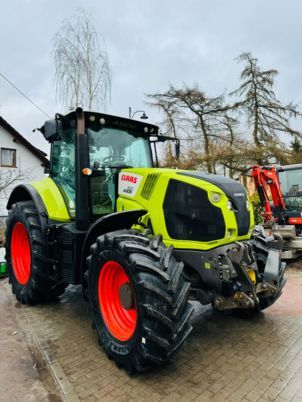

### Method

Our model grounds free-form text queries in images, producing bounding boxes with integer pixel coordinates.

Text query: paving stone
[3,266,302,401]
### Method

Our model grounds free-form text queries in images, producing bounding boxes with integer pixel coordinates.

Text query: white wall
[0,125,46,217]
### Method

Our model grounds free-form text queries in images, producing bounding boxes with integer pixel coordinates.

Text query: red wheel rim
[98,260,137,341]
[11,222,31,285]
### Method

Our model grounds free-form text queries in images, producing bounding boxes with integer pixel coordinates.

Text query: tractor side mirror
[43,119,62,142]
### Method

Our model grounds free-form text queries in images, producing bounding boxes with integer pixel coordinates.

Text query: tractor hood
[178,172,246,200]
[178,172,250,237]
[116,168,254,251]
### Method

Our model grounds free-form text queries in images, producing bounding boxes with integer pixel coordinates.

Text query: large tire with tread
[5,201,66,304]
[87,230,193,373]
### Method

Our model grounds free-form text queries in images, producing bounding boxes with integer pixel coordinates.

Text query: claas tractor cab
[5,109,285,373]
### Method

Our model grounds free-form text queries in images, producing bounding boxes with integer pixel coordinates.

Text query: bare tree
[53,8,111,109]
[0,169,28,244]
[148,54,302,178]
[148,84,233,173]
[231,53,301,156]
[0,168,28,195]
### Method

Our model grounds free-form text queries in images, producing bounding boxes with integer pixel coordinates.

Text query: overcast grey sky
[1,0,302,153]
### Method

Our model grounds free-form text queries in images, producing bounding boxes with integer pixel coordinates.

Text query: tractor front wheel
[87,230,193,373]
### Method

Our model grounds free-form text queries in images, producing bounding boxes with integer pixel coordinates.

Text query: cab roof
[59,110,159,137]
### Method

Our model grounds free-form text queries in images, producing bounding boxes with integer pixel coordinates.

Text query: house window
[1,148,16,167]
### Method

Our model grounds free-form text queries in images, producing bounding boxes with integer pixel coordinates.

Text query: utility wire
[0,71,51,118]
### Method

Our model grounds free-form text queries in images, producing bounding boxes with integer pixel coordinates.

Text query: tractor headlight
[211,192,221,203]
[227,200,233,210]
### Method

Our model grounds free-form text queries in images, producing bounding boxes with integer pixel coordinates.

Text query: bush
[249,192,263,225]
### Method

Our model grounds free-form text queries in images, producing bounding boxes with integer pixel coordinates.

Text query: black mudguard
[6,184,48,230]
[81,209,147,283]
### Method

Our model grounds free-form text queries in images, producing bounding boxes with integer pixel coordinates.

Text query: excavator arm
[251,165,286,224]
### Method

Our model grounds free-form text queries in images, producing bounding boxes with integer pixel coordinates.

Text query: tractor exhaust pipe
[75,108,90,230]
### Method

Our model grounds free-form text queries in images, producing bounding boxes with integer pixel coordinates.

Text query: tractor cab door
[51,128,76,217]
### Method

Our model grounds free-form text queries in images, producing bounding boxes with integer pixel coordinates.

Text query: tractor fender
[6,184,48,230]
[81,209,147,283]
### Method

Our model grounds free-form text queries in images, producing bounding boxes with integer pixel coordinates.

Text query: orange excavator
[252,164,302,259]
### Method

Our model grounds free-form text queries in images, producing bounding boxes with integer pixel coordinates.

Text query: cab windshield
[87,126,152,216]
[279,169,302,211]
[88,127,152,168]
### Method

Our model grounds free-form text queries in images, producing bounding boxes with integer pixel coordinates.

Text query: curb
[2,280,80,402]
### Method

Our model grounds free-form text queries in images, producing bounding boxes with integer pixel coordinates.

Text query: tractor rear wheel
[87,230,193,373]
[5,201,66,304]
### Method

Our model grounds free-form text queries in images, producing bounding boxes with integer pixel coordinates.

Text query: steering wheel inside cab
[102,155,125,164]
[102,155,132,168]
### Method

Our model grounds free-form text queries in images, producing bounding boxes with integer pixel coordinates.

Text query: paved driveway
[2,266,302,402]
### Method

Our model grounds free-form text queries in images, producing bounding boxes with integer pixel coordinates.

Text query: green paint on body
[204,262,212,269]
[31,178,71,222]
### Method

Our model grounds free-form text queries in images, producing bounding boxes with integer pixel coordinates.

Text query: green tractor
[5,109,285,373]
